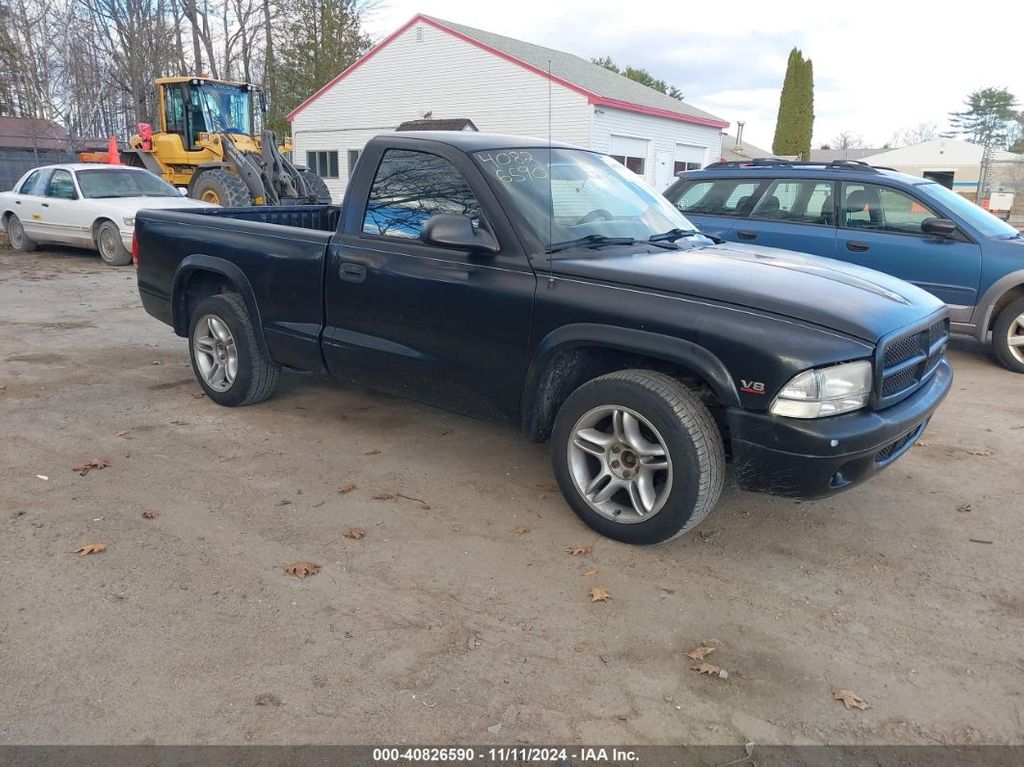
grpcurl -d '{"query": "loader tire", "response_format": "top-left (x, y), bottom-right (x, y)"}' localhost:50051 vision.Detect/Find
top-left (297, 170), bottom-right (332, 203)
top-left (191, 169), bottom-right (253, 207)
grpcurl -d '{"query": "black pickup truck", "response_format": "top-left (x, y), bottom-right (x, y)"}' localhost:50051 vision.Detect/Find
top-left (135, 132), bottom-right (952, 544)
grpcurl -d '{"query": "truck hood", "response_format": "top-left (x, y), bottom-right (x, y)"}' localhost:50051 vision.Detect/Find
top-left (551, 242), bottom-right (946, 342)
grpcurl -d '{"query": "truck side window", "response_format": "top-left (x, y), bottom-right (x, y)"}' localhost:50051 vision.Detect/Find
top-left (363, 149), bottom-right (485, 239)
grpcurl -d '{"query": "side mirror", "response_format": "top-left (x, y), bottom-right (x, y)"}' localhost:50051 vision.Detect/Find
top-left (420, 214), bottom-right (498, 253)
top-left (921, 217), bottom-right (956, 238)
top-left (178, 187), bottom-right (189, 197)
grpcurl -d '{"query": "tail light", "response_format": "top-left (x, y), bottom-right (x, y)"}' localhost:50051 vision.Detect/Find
top-left (131, 231), bottom-right (139, 270)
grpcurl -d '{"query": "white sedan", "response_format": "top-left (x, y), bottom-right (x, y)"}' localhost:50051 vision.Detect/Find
top-left (0, 164), bottom-right (216, 266)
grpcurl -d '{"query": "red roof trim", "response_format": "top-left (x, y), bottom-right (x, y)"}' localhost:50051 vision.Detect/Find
top-left (288, 13), bottom-right (728, 130)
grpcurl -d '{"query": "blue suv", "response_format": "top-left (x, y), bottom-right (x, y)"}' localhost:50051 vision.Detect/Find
top-left (664, 160), bottom-right (1024, 372)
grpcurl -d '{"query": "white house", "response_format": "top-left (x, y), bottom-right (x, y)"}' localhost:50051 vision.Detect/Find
top-left (861, 138), bottom-right (1024, 197)
top-left (287, 14), bottom-right (728, 200)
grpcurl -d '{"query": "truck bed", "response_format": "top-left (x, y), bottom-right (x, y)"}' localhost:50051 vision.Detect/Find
top-left (136, 204), bottom-right (340, 373)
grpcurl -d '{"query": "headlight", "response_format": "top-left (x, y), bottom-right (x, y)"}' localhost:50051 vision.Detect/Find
top-left (123, 217), bottom-right (135, 227)
top-left (770, 360), bottom-right (872, 418)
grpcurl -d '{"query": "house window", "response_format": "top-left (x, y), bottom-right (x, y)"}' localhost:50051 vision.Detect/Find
top-left (347, 149), bottom-right (361, 178)
top-left (673, 161), bottom-right (701, 174)
top-left (610, 155), bottom-right (646, 174)
top-left (306, 150), bottom-right (339, 179)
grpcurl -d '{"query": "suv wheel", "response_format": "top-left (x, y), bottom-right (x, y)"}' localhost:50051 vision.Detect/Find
top-left (188, 293), bottom-right (280, 406)
top-left (992, 296), bottom-right (1024, 373)
top-left (551, 370), bottom-right (725, 545)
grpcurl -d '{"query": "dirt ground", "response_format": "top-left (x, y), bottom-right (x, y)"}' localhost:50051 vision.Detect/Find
top-left (1, 244), bottom-right (1022, 747)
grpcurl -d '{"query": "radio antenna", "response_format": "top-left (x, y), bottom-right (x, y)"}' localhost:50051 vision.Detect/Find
top-left (547, 58), bottom-right (554, 286)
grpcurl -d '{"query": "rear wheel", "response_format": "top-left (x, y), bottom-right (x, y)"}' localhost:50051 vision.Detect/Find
top-left (6, 215), bottom-right (36, 252)
top-left (297, 169), bottom-right (331, 203)
top-left (191, 169), bottom-right (252, 207)
top-left (95, 220), bottom-right (131, 266)
top-left (992, 296), bottom-right (1024, 373)
top-left (188, 293), bottom-right (279, 406)
top-left (551, 370), bottom-right (725, 545)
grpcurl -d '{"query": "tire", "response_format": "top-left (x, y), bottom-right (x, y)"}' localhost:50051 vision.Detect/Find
top-left (5, 214), bottom-right (37, 252)
top-left (188, 293), bottom-right (279, 406)
top-left (551, 370), bottom-right (725, 545)
top-left (992, 296), bottom-right (1024, 373)
top-left (191, 169), bottom-right (252, 207)
top-left (297, 170), bottom-right (332, 203)
top-left (95, 220), bottom-right (131, 266)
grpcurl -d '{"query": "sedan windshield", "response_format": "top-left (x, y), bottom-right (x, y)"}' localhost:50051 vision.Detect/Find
top-left (916, 182), bottom-right (1020, 239)
top-left (76, 169), bottom-right (179, 199)
top-left (473, 148), bottom-right (700, 248)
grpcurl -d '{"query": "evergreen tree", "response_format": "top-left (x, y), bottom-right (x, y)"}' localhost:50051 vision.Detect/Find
top-left (772, 48), bottom-right (814, 159)
top-left (591, 56), bottom-right (684, 100)
top-left (948, 87), bottom-right (1019, 147)
top-left (269, 0), bottom-right (371, 134)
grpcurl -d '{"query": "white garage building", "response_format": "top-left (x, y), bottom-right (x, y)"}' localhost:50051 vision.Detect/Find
top-left (288, 14), bottom-right (728, 200)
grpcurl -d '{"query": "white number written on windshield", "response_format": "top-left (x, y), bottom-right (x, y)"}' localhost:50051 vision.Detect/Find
top-left (477, 151), bottom-right (549, 183)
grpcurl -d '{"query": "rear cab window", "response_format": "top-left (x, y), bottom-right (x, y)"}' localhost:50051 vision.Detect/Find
top-left (669, 179), bottom-right (764, 217)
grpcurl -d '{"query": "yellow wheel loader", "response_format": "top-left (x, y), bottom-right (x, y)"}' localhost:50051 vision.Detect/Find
top-left (84, 77), bottom-right (331, 206)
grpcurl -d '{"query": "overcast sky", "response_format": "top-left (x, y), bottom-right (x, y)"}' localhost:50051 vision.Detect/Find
top-left (364, 1), bottom-right (1024, 150)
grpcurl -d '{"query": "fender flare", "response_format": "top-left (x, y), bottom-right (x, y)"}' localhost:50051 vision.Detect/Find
top-left (522, 323), bottom-right (740, 438)
top-left (973, 269), bottom-right (1024, 340)
top-left (171, 254), bottom-right (272, 360)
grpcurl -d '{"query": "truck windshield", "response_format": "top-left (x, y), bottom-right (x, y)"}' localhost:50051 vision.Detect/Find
top-left (473, 148), bottom-right (699, 247)
top-left (916, 182), bottom-right (1020, 239)
top-left (77, 169), bottom-right (180, 198)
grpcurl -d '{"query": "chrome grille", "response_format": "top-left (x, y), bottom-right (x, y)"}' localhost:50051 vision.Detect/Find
top-left (877, 318), bottom-right (949, 407)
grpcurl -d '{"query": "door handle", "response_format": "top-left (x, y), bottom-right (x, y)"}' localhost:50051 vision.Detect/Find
top-left (736, 230), bottom-right (757, 240)
top-left (846, 241), bottom-right (869, 252)
top-left (14, 200), bottom-right (20, 205)
top-left (41, 203), bottom-right (50, 208)
top-left (339, 262), bottom-right (366, 283)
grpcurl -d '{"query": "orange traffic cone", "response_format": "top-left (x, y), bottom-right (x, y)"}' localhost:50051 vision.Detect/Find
top-left (106, 135), bottom-right (121, 165)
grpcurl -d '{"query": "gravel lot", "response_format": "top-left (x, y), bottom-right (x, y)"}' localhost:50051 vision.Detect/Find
top-left (1, 244), bottom-right (1022, 746)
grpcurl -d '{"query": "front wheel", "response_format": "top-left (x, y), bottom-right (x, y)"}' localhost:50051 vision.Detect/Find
top-left (96, 221), bottom-right (131, 266)
top-left (188, 293), bottom-right (279, 406)
top-left (6, 215), bottom-right (36, 251)
top-left (551, 370), bottom-right (725, 545)
top-left (992, 296), bottom-right (1024, 373)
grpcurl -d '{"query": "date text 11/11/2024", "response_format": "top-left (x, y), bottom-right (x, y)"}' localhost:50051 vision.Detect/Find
top-left (372, 747), bottom-right (640, 762)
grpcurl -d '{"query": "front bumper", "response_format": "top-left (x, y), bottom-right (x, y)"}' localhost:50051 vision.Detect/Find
top-left (727, 359), bottom-right (952, 499)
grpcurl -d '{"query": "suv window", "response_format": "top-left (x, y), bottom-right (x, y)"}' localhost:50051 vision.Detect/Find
top-left (842, 183), bottom-right (938, 234)
top-left (363, 149), bottom-right (485, 240)
top-left (45, 170), bottom-right (77, 200)
top-left (751, 179), bottom-right (834, 225)
top-left (671, 179), bottom-right (762, 217)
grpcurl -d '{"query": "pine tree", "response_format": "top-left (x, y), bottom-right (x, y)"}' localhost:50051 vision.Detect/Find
top-left (591, 56), bottom-right (684, 101)
top-left (948, 88), bottom-right (1019, 147)
top-left (772, 48), bottom-right (814, 159)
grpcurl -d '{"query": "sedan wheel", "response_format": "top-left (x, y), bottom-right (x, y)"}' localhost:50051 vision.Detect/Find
top-left (192, 314), bottom-right (239, 392)
top-left (6, 215), bottom-right (36, 252)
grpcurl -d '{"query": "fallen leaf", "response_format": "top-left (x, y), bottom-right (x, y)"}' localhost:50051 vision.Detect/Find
top-left (589, 586), bottom-right (610, 602)
top-left (535, 482), bottom-right (559, 492)
top-left (115, 431), bottom-right (129, 438)
top-left (372, 492), bottom-right (394, 501)
top-left (957, 504), bottom-right (972, 513)
top-left (141, 510), bottom-right (159, 520)
top-left (338, 483), bottom-right (357, 494)
top-left (565, 545), bottom-right (593, 556)
top-left (967, 449), bottom-right (994, 457)
top-left (36, 474), bottom-right (48, 481)
top-left (915, 440), bottom-right (930, 447)
top-left (832, 688), bottom-right (869, 710)
top-left (582, 566), bottom-right (599, 577)
top-left (513, 525), bottom-right (530, 535)
top-left (686, 645), bottom-right (717, 661)
top-left (283, 561), bottom-right (320, 578)
top-left (690, 662), bottom-right (721, 675)
top-left (364, 449), bottom-right (381, 456)
top-left (72, 457), bottom-right (109, 475)
top-left (342, 528), bottom-right (365, 540)
top-left (191, 392), bottom-right (206, 399)
top-left (253, 692), bottom-right (281, 706)
top-left (76, 543), bottom-right (107, 556)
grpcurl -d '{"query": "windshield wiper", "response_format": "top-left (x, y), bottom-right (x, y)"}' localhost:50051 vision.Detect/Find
top-left (648, 228), bottom-right (703, 243)
top-left (545, 234), bottom-right (635, 254)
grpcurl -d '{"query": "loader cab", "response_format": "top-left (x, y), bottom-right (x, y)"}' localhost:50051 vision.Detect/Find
top-left (160, 78), bottom-right (260, 151)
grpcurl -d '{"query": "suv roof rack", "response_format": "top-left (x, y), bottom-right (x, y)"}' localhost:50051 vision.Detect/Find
top-left (702, 159), bottom-right (895, 173)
